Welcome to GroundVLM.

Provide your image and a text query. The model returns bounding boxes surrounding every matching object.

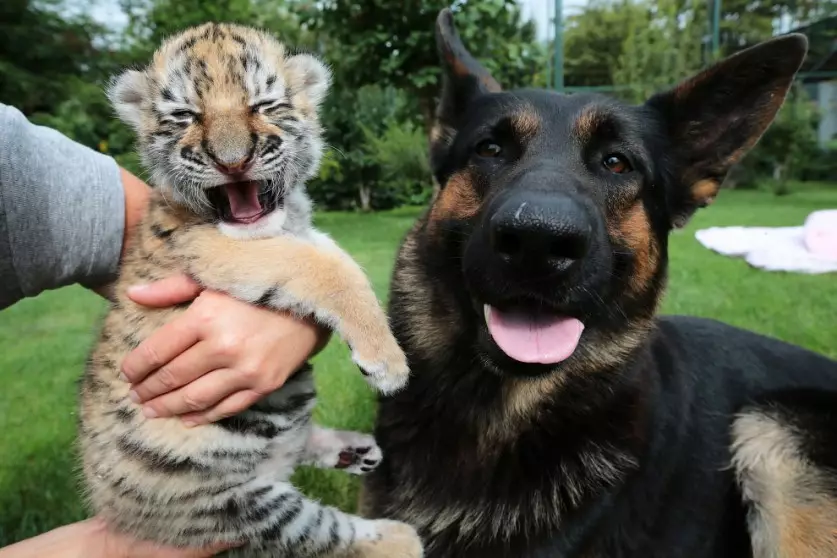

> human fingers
[179,390,263,427]
[121,318,200,384]
[127,274,203,308]
[140,368,249,419]
[129,341,222,404]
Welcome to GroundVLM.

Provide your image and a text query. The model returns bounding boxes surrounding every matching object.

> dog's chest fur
[363,232,837,557]
[365,323,743,557]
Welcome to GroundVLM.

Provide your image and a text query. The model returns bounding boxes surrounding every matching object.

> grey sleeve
[0,103,126,310]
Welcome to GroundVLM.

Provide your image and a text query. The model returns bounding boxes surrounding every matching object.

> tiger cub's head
[109,22,330,237]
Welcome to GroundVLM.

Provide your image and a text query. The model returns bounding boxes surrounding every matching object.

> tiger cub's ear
[108,69,153,130]
[285,54,332,109]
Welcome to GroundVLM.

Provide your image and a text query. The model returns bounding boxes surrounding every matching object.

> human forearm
[0,103,136,309]
[0,518,233,558]
[0,519,101,558]
[94,167,151,299]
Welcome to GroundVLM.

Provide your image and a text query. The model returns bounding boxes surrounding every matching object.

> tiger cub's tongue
[224,181,262,221]
[485,305,584,364]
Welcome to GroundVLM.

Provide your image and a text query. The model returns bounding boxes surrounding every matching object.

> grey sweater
[0,103,125,309]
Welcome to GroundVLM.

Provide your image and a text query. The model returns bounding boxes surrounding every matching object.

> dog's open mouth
[483,304,584,365]
[207,181,281,224]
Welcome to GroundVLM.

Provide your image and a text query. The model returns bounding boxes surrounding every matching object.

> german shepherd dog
[361,8,837,558]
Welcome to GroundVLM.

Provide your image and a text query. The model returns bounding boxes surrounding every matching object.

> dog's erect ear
[646,33,808,228]
[431,8,502,180]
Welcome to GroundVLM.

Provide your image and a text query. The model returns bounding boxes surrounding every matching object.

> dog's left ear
[646,33,808,228]
[431,8,502,182]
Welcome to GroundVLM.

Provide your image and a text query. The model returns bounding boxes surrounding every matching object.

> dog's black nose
[488,191,591,274]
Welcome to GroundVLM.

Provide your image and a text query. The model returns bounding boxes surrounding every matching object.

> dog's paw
[333,434,383,475]
[352,342,410,395]
[343,520,423,558]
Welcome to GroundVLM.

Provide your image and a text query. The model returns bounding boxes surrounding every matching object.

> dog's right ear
[431,8,502,181]
[645,33,808,228]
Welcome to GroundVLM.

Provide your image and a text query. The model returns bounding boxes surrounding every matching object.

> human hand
[88,518,237,558]
[0,517,236,558]
[120,274,331,426]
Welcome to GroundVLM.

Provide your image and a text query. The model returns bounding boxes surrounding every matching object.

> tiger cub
[79,22,422,558]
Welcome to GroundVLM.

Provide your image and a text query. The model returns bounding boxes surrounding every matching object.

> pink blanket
[804,209,837,262]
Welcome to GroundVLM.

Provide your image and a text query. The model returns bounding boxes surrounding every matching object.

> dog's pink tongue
[486,306,584,364]
[224,182,262,221]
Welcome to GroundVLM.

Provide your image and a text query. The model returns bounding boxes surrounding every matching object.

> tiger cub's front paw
[351,339,410,395]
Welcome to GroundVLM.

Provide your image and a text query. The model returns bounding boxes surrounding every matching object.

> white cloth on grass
[694,209,837,274]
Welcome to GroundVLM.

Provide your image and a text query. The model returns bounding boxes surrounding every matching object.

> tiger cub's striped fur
[79,22,421,558]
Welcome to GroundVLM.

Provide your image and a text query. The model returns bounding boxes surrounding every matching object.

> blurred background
[4,0,836,209]
[1,0,835,547]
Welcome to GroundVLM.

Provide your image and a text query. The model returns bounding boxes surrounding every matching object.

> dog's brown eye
[476,140,503,158]
[603,154,631,174]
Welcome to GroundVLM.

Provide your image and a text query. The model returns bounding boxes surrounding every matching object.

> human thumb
[127,274,203,308]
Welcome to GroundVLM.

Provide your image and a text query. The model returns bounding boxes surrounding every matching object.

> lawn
[1,189,836,546]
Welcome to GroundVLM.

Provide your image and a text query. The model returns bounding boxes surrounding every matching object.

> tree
[308,84,430,212]
[305,0,546,133]
[611,0,705,103]
[561,0,837,90]
[715,0,837,55]
[0,0,105,115]
[562,0,643,87]
[118,0,317,60]
[744,85,821,194]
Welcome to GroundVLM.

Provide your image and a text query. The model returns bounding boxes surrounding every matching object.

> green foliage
[611,0,705,103]
[716,0,836,55]
[306,0,547,127]
[3,0,832,212]
[309,85,431,211]
[301,0,547,210]
[564,0,837,87]
[29,78,135,157]
[120,0,316,58]
[0,0,108,114]
[563,0,641,87]
[734,86,823,194]
[361,120,433,208]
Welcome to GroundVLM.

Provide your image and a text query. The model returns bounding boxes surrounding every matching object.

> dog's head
[420,9,807,378]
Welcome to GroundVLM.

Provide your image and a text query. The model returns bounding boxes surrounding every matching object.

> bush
[361,120,432,208]
[732,85,822,193]
[308,85,432,211]
[800,142,837,183]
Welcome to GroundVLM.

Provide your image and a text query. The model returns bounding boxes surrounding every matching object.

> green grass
[1,190,836,546]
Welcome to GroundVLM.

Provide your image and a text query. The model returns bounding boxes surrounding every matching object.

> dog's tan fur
[732,411,837,558]
[389,224,460,364]
[428,170,482,227]
[572,106,604,143]
[689,178,720,207]
[609,201,659,295]
[511,108,541,142]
